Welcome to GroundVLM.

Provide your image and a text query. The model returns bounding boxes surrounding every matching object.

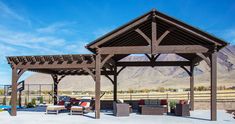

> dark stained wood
[190,63,194,111]
[98,45,209,54]
[113,66,117,102]
[98,46,151,54]
[11,68,26,116]
[196,53,211,66]
[101,54,114,67]
[83,67,95,80]
[156,15,219,45]
[157,29,171,46]
[135,28,151,44]
[210,48,217,121]
[151,12,157,53]
[51,74,65,105]
[89,14,151,48]
[153,45,209,54]
[15,62,95,69]
[11,68,17,116]
[117,61,191,67]
[7,9,228,120]
[95,54,101,119]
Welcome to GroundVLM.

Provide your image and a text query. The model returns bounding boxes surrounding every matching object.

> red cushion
[80,102,87,107]
[160,99,167,105]
[138,99,145,105]
[179,100,187,104]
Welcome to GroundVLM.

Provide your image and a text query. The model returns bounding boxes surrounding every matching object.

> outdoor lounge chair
[70,96,92,115]
[46,105,66,114]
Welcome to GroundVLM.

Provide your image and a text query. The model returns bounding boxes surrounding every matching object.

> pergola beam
[98,45,209,54]
[116,61,191,66]
[15,63,95,69]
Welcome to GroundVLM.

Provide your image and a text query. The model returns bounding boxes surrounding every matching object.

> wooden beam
[113,66,117,102]
[90,14,151,48]
[83,67,95,80]
[99,45,209,54]
[135,28,151,44]
[151,14,157,54]
[153,45,209,54]
[156,29,171,46]
[117,66,126,75]
[11,68,18,116]
[196,53,211,66]
[153,54,161,61]
[98,46,151,54]
[95,54,101,119]
[180,66,190,75]
[190,64,195,111]
[210,49,217,121]
[104,75,114,84]
[116,61,191,66]
[156,15,219,45]
[15,62,95,69]
[101,54,114,67]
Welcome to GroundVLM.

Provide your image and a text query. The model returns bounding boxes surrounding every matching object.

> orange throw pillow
[81,102,87,107]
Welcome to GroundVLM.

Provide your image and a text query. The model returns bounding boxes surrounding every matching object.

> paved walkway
[0,110,234,124]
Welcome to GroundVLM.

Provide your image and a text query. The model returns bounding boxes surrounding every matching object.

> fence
[1,89,235,105]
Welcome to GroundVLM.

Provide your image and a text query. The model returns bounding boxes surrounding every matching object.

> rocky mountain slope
[25,45,235,91]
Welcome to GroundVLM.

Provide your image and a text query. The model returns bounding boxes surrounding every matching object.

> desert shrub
[169,100,177,109]
[197,86,208,91]
[31,98,36,105]
[0,89,4,95]
[3,97,6,105]
[24,97,28,106]
[39,97,43,104]
[26,102,34,108]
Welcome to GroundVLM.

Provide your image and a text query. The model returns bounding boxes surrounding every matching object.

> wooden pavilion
[7,9,228,121]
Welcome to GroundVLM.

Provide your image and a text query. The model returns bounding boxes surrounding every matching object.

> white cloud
[36,22,77,34]
[0,1,30,24]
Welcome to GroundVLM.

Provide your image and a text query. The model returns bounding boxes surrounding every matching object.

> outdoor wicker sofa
[138,99,168,115]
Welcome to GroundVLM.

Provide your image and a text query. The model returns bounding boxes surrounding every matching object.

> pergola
[7,9,227,121]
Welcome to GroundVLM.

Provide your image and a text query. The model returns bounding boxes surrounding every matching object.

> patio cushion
[81,102,87,107]
[160,99,167,105]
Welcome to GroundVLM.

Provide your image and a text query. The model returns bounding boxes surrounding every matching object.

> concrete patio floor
[0,109,234,124]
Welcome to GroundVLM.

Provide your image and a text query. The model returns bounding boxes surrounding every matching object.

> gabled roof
[86,9,228,53]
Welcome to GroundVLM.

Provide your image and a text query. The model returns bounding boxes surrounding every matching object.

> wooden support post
[51,75,65,105]
[10,68,26,116]
[113,66,117,102]
[190,63,194,111]
[95,54,101,119]
[210,48,217,121]
[52,75,58,105]
[11,68,18,116]
[151,12,157,54]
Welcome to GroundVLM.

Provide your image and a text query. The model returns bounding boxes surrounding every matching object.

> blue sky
[0,0,235,85]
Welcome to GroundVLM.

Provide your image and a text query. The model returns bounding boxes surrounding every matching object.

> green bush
[3,97,6,105]
[39,97,43,104]
[169,100,177,109]
[24,97,28,106]
[31,98,36,106]
[26,102,34,108]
